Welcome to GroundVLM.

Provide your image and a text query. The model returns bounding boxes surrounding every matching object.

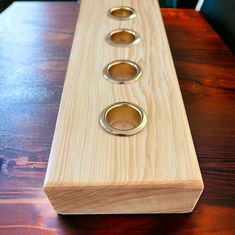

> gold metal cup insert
[108,6,137,20]
[106,29,140,47]
[99,102,147,136]
[103,60,142,84]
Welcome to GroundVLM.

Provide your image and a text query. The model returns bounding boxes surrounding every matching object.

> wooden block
[44,0,204,214]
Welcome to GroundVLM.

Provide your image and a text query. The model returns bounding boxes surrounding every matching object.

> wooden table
[0,2,234,234]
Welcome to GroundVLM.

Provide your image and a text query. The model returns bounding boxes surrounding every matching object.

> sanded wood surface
[0,1,235,234]
[44,0,203,214]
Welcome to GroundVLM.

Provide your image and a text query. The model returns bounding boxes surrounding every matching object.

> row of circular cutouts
[99,6,147,136]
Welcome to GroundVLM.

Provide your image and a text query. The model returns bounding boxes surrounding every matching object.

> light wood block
[44,0,204,214]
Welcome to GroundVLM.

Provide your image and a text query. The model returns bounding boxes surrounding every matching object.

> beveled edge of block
[44,180,204,214]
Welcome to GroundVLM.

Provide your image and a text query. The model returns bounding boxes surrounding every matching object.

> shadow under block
[44,0,204,214]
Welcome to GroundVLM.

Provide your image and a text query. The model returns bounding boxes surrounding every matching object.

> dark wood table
[0,2,234,234]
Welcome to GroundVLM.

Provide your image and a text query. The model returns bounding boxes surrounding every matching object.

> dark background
[159,0,198,8]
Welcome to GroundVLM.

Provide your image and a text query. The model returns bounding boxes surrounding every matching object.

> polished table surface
[0,2,235,235]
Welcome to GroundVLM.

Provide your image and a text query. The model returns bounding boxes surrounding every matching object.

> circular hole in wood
[106,29,140,47]
[103,60,142,84]
[99,102,147,136]
[108,6,136,20]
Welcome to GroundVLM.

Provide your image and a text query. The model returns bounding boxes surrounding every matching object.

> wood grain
[44,0,203,214]
[0,2,235,234]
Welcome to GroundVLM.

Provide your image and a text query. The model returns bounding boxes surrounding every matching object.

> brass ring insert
[108,6,137,20]
[103,60,142,84]
[106,29,140,47]
[99,102,147,136]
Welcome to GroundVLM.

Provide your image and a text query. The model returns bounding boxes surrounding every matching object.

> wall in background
[159,0,198,8]
[0,0,13,13]
[200,0,235,54]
